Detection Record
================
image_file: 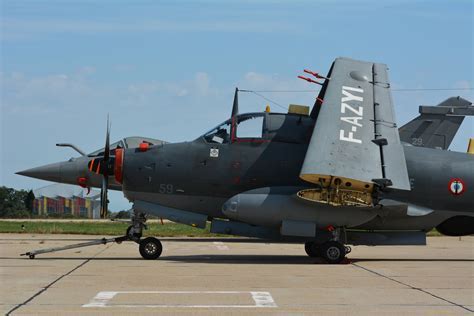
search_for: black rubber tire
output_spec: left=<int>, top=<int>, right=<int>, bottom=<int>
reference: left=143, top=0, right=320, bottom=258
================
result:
left=320, top=241, right=346, bottom=264
left=304, top=242, right=320, bottom=257
left=139, top=237, right=162, bottom=260
left=345, top=246, right=352, bottom=254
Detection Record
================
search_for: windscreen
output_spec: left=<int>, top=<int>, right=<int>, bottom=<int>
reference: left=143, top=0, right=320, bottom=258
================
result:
left=88, top=140, right=125, bottom=157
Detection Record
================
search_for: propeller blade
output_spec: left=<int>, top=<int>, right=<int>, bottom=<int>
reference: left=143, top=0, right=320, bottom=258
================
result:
left=103, top=115, right=111, bottom=164
left=100, top=115, right=111, bottom=219
left=100, top=175, right=109, bottom=218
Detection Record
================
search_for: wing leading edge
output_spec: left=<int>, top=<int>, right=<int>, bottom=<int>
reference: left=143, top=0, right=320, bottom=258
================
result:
left=300, top=58, right=411, bottom=200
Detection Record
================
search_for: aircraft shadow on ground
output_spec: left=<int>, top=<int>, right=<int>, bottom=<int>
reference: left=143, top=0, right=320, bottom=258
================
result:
left=161, top=254, right=323, bottom=265
left=26, top=255, right=330, bottom=264
left=1, top=255, right=472, bottom=264
left=2, top=255, right=319, bottom=264
left=349, top=258, right=474, bottom=263
left=160, top=255, right=473, bottom=264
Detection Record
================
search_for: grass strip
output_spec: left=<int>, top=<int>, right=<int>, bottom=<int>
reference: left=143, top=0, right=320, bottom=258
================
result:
left=0, top=220, right=223, bottom=237
left=0, top=220, right=444, bottom=237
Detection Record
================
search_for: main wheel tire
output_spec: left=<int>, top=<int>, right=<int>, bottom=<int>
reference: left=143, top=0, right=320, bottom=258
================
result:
left=139, top=237, right=162, bottom=260
left=304, top=242, right=321, bottom=257
left=320, top=241, right=346, bottom=264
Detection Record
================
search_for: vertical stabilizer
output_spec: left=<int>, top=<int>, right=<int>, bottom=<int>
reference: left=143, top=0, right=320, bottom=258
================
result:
left=399, top=96, right=473, bottom=150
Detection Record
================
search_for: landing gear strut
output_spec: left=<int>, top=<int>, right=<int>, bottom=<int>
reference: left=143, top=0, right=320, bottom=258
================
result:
left=305, top=241, right=347, bottom=263
left=304, top=228, right=351, bottom=264
left=129, top=210, right=163, bottom=260
left=126, top=210, right=147, bottom=241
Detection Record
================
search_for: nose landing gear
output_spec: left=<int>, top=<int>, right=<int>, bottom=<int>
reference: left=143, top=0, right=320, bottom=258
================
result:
left=129, top=210, right=163, bottom=260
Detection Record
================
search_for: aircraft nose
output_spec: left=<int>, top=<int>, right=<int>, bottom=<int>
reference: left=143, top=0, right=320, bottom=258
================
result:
left=16, top=162, right=63, bottom=182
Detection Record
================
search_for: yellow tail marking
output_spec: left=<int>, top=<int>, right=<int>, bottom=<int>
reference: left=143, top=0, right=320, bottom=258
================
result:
left=468, top=138, right=474, bottom=154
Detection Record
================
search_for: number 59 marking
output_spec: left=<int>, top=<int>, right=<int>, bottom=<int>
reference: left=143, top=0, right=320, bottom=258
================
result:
left=159, top=184, right=173, bottom=194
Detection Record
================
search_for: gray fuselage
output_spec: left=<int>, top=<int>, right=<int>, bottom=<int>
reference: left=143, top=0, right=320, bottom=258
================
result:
left=122, top=133, right=474, bottom=219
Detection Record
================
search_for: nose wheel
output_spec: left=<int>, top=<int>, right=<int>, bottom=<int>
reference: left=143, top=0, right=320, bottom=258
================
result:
left=139, top=237, right=163, bottom=260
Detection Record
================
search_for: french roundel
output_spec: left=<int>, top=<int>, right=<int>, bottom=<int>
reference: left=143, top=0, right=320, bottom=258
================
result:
left=448, top=178, right=465, bottom=196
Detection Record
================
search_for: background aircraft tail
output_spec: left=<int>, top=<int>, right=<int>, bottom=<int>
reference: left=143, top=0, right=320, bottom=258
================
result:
left=399, top=96, right=473, bottom=150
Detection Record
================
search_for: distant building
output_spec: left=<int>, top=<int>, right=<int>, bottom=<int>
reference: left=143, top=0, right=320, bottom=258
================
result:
left=33, top=184, right=100, bottom=218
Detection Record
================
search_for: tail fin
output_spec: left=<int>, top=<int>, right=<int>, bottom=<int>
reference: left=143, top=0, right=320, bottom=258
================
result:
left=399, top=96, right=473, bottom=150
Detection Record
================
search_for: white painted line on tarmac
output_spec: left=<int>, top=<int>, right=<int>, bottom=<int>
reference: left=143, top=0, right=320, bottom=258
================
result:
left=83, top=291, right=277, bottom=308
left=213, top=241, right=229, bottom=250
left=82, top=291, right=117, bottom=307
left=251, top=291, right=277, bottom=307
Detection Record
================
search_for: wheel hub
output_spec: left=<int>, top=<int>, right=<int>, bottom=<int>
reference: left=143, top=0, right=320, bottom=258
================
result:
left=144, top=242, right=157, bottom=255
left=327, top=246, right=340, bottom=260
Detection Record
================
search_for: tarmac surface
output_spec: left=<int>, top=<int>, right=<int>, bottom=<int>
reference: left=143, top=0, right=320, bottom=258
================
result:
left=1, top=234, right=473, bottom=315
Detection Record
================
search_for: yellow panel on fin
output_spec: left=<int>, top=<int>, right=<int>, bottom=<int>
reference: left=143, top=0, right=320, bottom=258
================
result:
left=288, top=104, right=309, bottom=115
left=467, top=138, right=474, bottom=154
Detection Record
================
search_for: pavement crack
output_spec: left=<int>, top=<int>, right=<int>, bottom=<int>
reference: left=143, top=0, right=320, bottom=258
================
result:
left=6, top=244, right=111, bottom=315
left=352, top=262, right=473, bottom=313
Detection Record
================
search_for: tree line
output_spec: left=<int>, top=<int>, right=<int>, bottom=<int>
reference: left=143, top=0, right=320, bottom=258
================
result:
left=0, top=186, right=35, bottom=218
left=0, top=186, right=130, bottom=219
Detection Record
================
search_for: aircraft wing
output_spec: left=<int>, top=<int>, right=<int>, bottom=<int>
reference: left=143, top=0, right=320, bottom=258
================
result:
left=300, top=57, right=411, bottom=193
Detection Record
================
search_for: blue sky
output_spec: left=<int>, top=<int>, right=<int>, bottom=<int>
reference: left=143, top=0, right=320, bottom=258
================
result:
left=1, top=0, right=473, bottom=211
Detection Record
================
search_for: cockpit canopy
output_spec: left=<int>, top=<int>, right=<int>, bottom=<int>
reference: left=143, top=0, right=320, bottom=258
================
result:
left=88, top=136, right=167, bottom=157
left=202, top=112, right=314, bottom=144
left=203, top=113, right=264, bottom=144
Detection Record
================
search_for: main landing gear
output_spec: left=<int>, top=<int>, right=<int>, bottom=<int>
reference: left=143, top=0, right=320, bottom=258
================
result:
left=304, top=228, right=351, bottom=264
left=305, top=240, right=351, bottom=264
left=21, top=210, right=164, bottom=260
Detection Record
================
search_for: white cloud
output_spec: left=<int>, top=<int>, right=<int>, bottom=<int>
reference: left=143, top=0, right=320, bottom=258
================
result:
left=234, top=71, right=318, bottom=112
left=244, top=72, right=269, bottom=85
left=1, top=67, right=318, bottom=117
left=122, top=71, right=222, bottom=105
left=77, top=66, right=96, bottom=77
left=453, top=80, right=471, bottom=90
left=195, top=72, right=217, bottom=97
left=241, top=71, right=312, bottom=91
left=1, top=71, right=99, bottom=113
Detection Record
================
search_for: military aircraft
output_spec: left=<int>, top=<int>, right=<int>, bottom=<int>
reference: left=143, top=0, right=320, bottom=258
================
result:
left=17, top=57, right=474, bottom=264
